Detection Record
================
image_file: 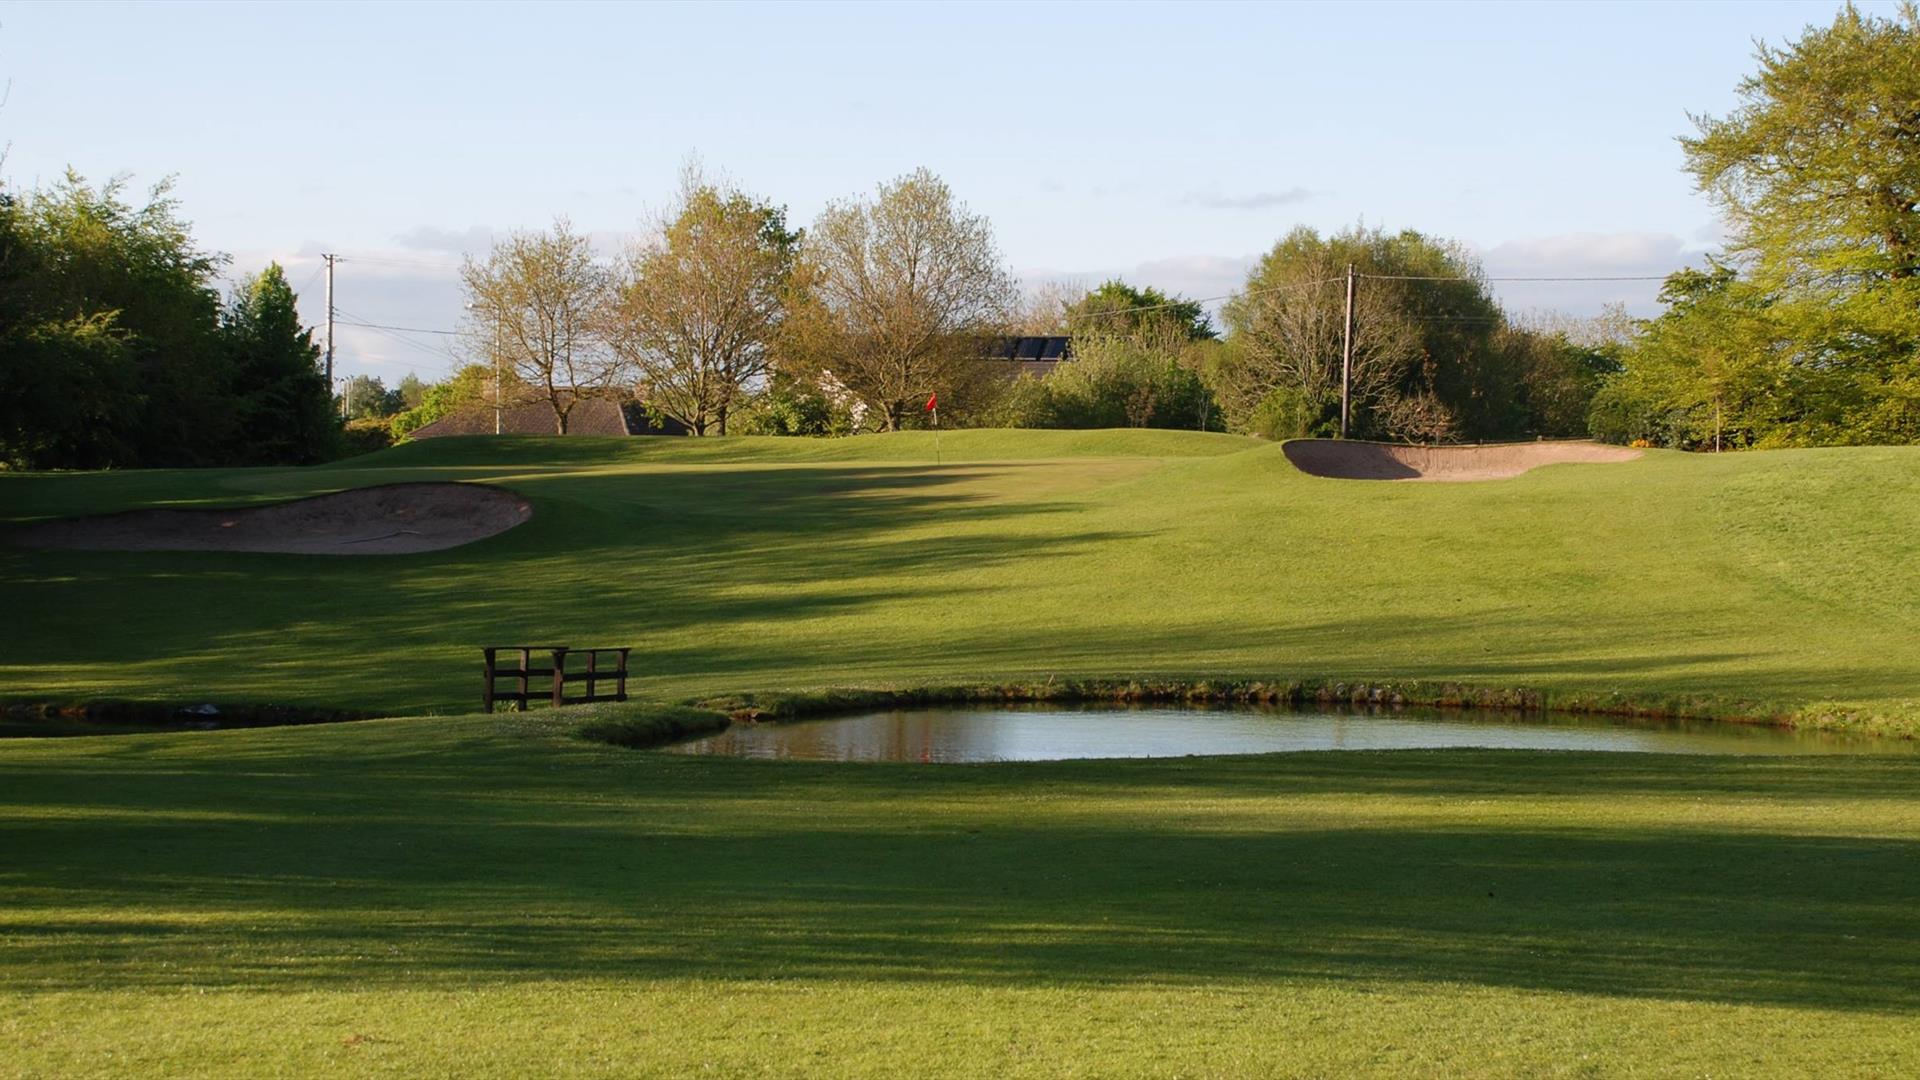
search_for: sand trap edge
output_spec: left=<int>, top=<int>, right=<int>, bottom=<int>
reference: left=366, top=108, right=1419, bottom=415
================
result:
left=7, top=481, right=534, bottom=555
left=1281, top=439, right=1644, bottom=482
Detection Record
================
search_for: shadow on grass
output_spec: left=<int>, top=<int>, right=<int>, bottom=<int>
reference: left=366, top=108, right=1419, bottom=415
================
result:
left=0, top=463, right=1140, bottom=708
left=4, top=745, right=1919, bottom=1013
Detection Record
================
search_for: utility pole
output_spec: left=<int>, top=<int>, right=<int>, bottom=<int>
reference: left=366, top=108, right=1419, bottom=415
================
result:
left=323, top=253, right=336, bottom=386
left=323, top=253, right=341, bottom=420
left=1340, top=262, right=1355, bottom=439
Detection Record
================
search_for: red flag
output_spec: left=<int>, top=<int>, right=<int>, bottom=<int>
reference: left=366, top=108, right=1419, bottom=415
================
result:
left=925, top=393, right=938, bottom=411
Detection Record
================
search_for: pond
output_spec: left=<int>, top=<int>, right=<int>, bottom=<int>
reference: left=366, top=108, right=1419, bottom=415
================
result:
left=662, top=703, right=1914, bottom=762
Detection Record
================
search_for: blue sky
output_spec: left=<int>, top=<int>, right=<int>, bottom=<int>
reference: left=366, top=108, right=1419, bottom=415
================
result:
left=1, top=0, right=1891, bottom=383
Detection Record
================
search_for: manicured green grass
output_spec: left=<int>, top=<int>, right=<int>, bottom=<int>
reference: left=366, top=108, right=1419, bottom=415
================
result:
left=4, top=713, right=1920, bottom=1075
left=4, top=430, right=1920, bottom=1074
left=4, top=430, right=1917, bottom=727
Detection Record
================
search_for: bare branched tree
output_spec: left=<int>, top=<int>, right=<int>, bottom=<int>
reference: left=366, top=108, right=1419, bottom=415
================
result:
left=1219, top=226, right=1500, bottom=440
left=461, top=220, right=623, bottom=434
left=1219, top=264, right=1419, bottom=433
left=1010, top=279, right=1089, bottom=335
left=608, top=165, right=800, bottom=435
left=791, top=168, right=1016, bottom=430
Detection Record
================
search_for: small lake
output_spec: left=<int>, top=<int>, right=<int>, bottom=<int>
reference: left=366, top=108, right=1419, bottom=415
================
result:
left=662, top=704, right=1914, bottom=762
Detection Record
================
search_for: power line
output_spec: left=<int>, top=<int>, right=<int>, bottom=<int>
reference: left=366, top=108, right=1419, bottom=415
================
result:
left=1064, top=274, right=1344, bottom=324
left=337, top=253, right=469, bottom=271
left=336, top=318, right=461, bottom=336
left=1360, top=273, right=1671, bottom=283
left=1054, top=270, right=1668, bottom=327
left=333, top=308, right=463, bottom=371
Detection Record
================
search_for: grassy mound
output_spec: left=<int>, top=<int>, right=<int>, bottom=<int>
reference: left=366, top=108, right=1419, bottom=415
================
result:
left=3, top=429, right=1915, bottom=730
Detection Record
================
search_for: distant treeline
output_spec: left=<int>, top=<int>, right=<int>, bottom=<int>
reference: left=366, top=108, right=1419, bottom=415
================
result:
left=5, top=5, right=1915, bottom=469
left=0, top=176, right=334, bottom=469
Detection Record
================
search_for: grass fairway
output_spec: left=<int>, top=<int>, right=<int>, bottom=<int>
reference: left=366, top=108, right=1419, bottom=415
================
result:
left=4, top=715, right=1920, bottom=1075
left=3, top=430, right=1918, bottom=724
left=5, top=430, right=1920, bottom=1074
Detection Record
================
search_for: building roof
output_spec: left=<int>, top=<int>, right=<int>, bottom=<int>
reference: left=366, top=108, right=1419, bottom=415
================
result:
left=408, top=397, right=632, bottom=439
left=987, top=336, right=1074, bottom=362
left=981, top=336, right=1074, bottom=379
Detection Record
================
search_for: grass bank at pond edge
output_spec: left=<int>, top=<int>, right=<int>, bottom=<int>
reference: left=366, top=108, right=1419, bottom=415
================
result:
left=664, top=676, right=1916, bottom=742
left=0, top=699, right=374, bottom=738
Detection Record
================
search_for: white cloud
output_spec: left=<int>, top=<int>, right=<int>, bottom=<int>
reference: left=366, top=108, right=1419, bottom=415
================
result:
left=1184, top=187, right=1316, bottom=211
left=393, top=224, right=496, bottom=255
left=1476, top=231, right=1705, bottom=317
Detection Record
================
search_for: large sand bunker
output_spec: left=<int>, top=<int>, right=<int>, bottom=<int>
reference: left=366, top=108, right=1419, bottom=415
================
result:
left=1282, top=439, right=1642, bottom=481
left=11, top=482, right=531, bottom=555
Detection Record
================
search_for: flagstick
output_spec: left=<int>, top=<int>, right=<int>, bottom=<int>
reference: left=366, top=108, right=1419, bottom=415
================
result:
left=932, top=405, right=941, bottom=466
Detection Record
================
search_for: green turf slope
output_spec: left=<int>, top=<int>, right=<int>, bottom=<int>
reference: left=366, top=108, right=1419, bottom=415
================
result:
left=5, top=432, right=1920, bottom=1075
left=3, top=713, right=1920, bottom=1076
left=3, top=430, right=1918, bottom=727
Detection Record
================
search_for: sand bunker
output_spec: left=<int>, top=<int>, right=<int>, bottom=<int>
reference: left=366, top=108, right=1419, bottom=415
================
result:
left=1283, top=439, right=1642, bottom=482
left=11, top=482, right=532, bottom=555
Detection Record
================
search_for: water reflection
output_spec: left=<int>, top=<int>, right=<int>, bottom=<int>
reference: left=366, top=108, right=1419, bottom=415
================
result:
left=663, top=704, right=1914, bottom=762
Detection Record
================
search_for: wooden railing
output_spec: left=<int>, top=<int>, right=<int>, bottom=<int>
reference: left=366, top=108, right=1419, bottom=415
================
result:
left=482, top=645, right=630, bottom=713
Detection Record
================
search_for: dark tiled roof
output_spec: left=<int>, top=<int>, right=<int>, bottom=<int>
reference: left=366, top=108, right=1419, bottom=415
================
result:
left=985, top=336, right=1074, bottom=362
left=620, top=403, right=695, bottom=436
left=409, top=397, right=631, bottom=438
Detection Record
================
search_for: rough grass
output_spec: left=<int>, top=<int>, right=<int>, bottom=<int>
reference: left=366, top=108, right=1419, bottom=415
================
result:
left=3, top=716, right=1920, bottom=1076
left=3, top=430, right=1916, bottom=730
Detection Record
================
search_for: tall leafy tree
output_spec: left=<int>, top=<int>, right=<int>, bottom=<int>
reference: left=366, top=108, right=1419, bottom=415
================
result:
left=396, top=373, right=428, bottom=410
left=1588, top=267, right=1790, bottom=449
left=791, top=168, right=1017, bottom=431
left=1218, top=225, right=1506, bottom=441
left=462, top=219, right=625, bottom=434
left=1064, top=280, right=1215, bottom=348
left=610, top=167, right=801, bottom=435
left=1666, top=3, right=1920, bottom=444
left=222, top=263, right=334, bottom=464
left=340, top=374, right=404, bottom=420
left=11, top=172, right=232, bottom=464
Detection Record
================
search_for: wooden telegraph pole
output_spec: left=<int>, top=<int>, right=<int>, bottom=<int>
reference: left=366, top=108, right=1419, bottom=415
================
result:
left=1340, top=263, right=1355, bottom=439
left=324, top=253, right=339, bottom=419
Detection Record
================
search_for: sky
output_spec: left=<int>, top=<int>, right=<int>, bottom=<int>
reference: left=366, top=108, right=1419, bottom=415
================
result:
left=0, top=0, right=1895, bottom=385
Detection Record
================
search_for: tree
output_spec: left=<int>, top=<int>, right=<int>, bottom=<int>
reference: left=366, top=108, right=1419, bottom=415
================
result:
left=791, top=168, right=1017, bottom=431
left=9, top=172, right=231, bottom=465
left=462, top=219, right=624, bottom=434
left=390, top=363, right=523, bottom=438
left=341, top=374, right=403, bottom=420
left=1685, top=4, right=1920, bottom=291
left=1673, top=3, right=1920, bottom=444
left=0, top=190, right=140, bottom=469
left=221, top=263, right=334, bottom=464
left=987, top=332, right=1221, bottom=431
left=609, top=168, right=800, bottom=435
left=1216, top=225, right=1505, bottom=441
left=396, top=372, right=427, bottom=410
left=1589, top=266, right=1792, bottom=450
left=1064, top=279, right=1215, bottom=349
left=1009, top=279, right=1088, bottom=335
left=1495, top=320, right=1620, bottom=439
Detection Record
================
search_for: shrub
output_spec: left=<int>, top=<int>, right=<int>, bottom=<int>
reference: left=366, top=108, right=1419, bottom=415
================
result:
left=337, top=416, right=395, bottom=458
left=736, top=385, right=841, bottom=436
left=1243, top=386, right=1332, bottom=440
left=990, top=335, right=1222, bottom=431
